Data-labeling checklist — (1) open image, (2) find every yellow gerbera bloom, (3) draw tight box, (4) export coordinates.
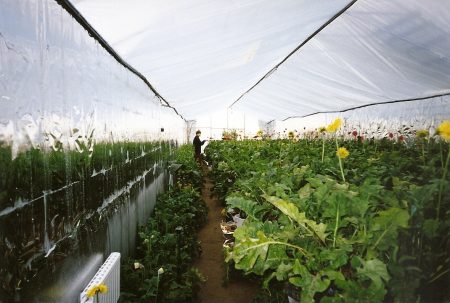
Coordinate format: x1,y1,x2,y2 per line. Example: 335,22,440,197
437,120,450,141
336,147,350,159
98,284,108,294
416,129,429,138
326,118,343,133
86,286,98,298
288,131,295,139
86,283,108,298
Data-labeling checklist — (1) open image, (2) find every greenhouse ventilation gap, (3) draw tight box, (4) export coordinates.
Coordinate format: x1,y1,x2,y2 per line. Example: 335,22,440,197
0,0,450,302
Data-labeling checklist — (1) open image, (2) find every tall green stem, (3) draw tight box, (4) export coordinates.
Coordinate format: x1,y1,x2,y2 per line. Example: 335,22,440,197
156,274,160,303
436,146,450,219
421,142,426,165
333,201,340,247
335,137,346,182
338,157,346,182
321,138,325,163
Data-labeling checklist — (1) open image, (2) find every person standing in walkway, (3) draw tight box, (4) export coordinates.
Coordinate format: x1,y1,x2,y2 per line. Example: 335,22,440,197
193,130,207,163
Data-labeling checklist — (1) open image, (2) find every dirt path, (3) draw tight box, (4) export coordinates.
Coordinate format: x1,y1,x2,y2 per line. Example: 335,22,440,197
193,176,258,303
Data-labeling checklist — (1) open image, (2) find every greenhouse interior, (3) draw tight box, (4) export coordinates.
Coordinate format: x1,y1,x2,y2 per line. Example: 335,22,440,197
1,0,449,302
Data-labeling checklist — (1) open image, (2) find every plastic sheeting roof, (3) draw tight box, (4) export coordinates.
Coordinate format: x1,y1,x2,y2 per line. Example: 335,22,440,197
70,0,450,121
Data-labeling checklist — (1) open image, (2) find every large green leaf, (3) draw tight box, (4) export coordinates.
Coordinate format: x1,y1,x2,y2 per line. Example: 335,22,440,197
370,207,410,251
227,231,309,275
356,258,390,289
263,195,328,243
275,262,293,281
229,232,269,270
306,176,325,188
289,259,331,303
226,196,269,220
298,183,313,199
319,248,349,270
227,231,266,267
233,220,280,239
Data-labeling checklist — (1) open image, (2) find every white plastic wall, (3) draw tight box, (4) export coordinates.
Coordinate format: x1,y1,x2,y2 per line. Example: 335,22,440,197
0,1,185,302
273,96,450,139
0,0,185,158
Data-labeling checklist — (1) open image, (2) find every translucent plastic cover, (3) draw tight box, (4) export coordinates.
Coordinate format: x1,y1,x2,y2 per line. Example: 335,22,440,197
274,96,450,139
71,0,351,119
71,0,450,121
0,0,186,157
234,0,450,121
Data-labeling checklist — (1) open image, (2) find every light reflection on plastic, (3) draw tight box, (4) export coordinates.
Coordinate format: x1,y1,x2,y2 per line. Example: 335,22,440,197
0,0,186,160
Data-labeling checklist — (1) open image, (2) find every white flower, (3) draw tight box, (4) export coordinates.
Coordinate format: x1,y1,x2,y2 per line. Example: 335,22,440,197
158,267,164,275
134,262,144,269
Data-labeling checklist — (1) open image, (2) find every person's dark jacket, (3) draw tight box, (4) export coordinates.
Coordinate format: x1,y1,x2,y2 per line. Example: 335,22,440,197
193,135,206,155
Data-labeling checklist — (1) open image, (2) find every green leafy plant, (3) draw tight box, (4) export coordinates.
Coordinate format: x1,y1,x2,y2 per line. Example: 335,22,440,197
0,140,174,299
206,132,449,302
121,144,207,302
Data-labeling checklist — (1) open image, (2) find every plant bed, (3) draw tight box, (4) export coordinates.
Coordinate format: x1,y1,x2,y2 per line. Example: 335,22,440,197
206,120,450,303
120,145,207,302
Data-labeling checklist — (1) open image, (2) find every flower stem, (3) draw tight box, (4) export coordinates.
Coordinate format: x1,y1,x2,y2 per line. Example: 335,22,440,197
335,137,345,182
338,157,346,182
321,138,325,163
156,274,160,303
436,146,450,219
421,142,425,164
333,201,340,247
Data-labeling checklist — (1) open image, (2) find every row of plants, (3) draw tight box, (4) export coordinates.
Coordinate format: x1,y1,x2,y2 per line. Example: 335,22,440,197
121,144,208,302
206,120,450,302
0,140,173,209
0,140,173,299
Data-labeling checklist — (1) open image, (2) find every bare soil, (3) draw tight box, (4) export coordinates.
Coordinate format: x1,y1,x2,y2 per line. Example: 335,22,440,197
193,177,258,303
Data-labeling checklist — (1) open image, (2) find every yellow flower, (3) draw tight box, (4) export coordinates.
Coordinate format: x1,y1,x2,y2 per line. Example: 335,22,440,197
416,129,429,138
437,120,450,141
98,284,108,294
336,147,349,159
86,283,108,298
326,118,343,133
288,131,295,139
86,286,97,298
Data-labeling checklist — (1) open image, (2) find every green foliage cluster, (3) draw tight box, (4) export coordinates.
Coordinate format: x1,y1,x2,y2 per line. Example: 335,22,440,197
0,140,173,299
206,137,449,302
121,144,207,302
0,141,172,210
169,144,203,190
